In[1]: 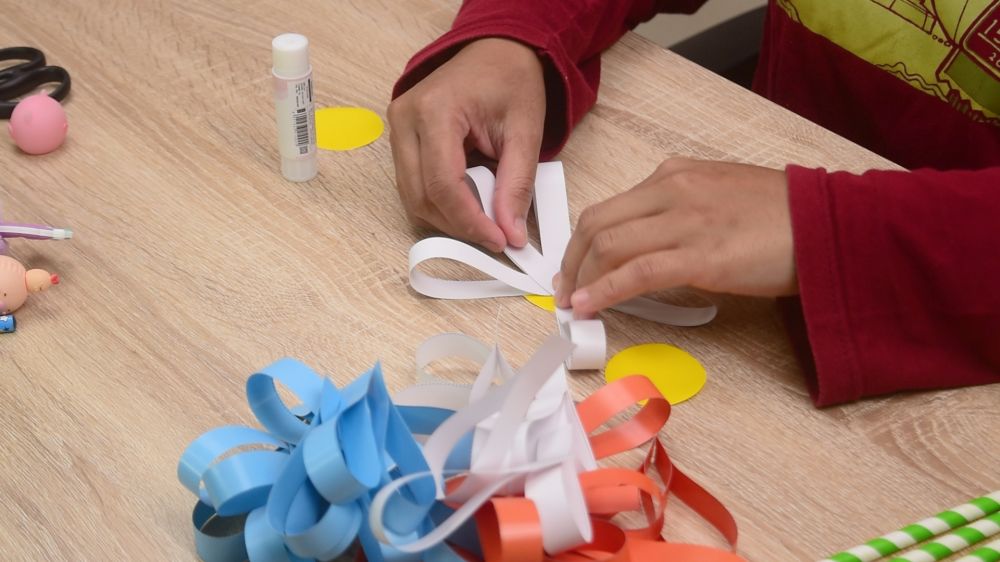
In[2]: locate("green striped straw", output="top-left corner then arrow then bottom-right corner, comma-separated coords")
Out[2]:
887,512 -> 1000,562
956,537 -> 1000,562
819,491 -> 1000,562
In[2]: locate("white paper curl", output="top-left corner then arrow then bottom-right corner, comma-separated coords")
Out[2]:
408,162 -> 717,373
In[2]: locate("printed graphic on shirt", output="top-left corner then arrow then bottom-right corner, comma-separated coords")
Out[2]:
778,0 -> 1000,127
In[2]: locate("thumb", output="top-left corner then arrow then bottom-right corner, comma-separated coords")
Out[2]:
493,127 -> 541,248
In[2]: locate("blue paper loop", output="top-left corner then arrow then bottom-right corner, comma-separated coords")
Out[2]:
178,426 -> 284,499
246,358 -> 328,444
302,415 -> 378,504
179,358 -> 463,562
244,507 -> 305,562
193,501 -> 248,562
206,450 -> 288,516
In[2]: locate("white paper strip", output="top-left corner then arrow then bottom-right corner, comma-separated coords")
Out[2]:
374,334 -> 595,553
407,162 -> 718,373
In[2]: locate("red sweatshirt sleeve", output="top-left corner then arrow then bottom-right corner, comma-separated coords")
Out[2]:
392,0 -> 709,159
784,166 -> 1000,406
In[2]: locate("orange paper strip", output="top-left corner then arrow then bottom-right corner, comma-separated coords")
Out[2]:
477,498 -> 545,562
427,368 -> 745,562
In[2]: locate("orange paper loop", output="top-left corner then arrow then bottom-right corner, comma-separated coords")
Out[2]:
584,485 -> 642,515
551,520 -> 630,562
580,468 -> 666,541
639,438 -> 739,547
577,375 -> 667,432
476,497 -> 545,562
436,373 -> 745,562
668,465 -> 740,547
576,375 -> 671,460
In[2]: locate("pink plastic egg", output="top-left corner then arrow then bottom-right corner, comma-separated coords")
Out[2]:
8,94 -> 68,155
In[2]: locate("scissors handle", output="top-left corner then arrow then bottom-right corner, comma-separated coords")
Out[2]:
0,46 -> 71,119
0,47 -> 46,81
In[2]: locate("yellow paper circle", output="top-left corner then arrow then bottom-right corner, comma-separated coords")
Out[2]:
524,294 -> 556,312
315,107 -> 384,151
604,343 -> 706,405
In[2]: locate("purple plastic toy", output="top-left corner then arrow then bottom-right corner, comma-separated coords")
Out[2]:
0,213 -> 72,254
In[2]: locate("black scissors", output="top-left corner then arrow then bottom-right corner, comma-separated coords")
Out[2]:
0,46 -> 71,119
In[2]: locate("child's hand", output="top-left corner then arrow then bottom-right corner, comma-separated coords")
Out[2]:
555,158 -> 798,317
388,38 -> 546,252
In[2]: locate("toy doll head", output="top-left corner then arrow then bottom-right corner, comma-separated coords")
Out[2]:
0,255 -> 58,314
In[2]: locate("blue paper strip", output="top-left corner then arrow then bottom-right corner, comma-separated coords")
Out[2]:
178,358 -> 469,562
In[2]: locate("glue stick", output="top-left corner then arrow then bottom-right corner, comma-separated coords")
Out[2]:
272,33 -> 317,182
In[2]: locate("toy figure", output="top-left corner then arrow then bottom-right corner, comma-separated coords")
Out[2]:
0,255 -> 58,316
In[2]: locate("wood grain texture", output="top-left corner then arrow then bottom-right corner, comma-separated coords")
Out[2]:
0,1 -> 996,560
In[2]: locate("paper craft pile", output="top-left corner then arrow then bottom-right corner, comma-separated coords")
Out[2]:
178,332 -> 745,562
179,163 -> 741,561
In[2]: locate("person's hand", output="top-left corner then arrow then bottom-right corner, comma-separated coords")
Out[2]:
388,38 -> 546,252
554,158 -> 797,317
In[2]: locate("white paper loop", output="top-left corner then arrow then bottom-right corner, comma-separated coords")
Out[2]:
556,307 -> 606,370
407,162 -> 717,372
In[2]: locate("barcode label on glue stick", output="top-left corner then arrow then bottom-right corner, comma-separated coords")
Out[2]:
294,108 -> 309,153
275,75 -> 315,159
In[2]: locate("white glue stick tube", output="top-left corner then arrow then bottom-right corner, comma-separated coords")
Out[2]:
272,33 -> 318,182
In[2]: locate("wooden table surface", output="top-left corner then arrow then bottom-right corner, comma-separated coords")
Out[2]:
1,1 -> 996,560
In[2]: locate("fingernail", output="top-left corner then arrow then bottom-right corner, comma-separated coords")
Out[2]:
555,287 -> 569,309
512,217 -> 527,247
561,284 -> 575,308
570,289 -> 590,312
552,272 -> 561,292
560,293 -> 572,309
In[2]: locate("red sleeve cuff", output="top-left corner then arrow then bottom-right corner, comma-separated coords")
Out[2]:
784,165 -> 865,407
784,165 -> 1000,406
